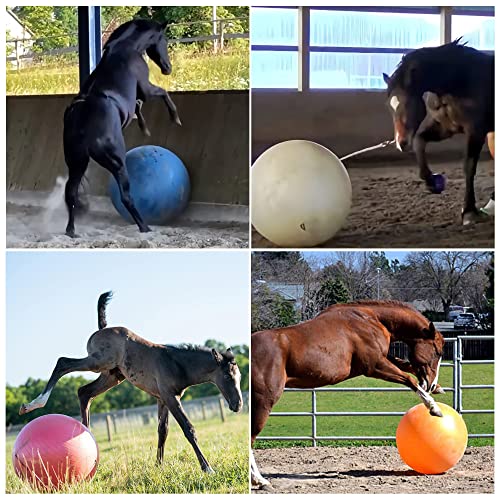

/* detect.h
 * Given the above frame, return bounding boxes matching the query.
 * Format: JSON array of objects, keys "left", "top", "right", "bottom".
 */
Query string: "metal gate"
[{"left": 256, "top": 336, "right": 494, "bottom": 445}]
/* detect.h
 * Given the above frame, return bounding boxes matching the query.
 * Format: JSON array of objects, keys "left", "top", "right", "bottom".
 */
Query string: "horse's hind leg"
[
  {"left": 78, "top": 368, "right": 125, "bottom": 427},
  {"left": 64, "top": 151, "right": 89, "bottom": 238},
  {"left": 19, "top": 356, "right": 100, "bottom": 415},
  {"left": 156, "top": 401, "right": 170, "bottom": 464},
  {"left": 90, "top": 141, "right": 151, "bottom": 233}
]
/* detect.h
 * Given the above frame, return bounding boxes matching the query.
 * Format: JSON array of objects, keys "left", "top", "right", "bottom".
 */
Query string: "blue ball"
[{"left": 109, "top": 145, "right": 191, "bottom": 225}]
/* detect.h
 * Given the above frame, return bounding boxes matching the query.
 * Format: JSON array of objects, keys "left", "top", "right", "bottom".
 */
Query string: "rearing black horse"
[
  {"left": 63, "top": 19, "right": 181, "bottom": 237},
  {"left": 383, "top": 40, "right": 494, "bottom": 225}
]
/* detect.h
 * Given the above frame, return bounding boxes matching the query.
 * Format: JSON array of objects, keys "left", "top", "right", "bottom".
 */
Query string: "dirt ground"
[
  {"left": 252, "top": 159, "right": 494, "bottom": 248},
  {"left": 252, "top": 446, "right": 494, "bottom": 494},
  {"left": 6, "top": 190, "right": 248, "bottom": 249}
]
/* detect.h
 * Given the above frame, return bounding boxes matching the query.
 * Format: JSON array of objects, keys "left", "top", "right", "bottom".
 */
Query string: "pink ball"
[{"left": 12, "top": 414, "right": 99, "bottom": 490}]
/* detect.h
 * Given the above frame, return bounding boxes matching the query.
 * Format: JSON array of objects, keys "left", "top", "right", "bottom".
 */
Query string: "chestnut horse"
[{"left": 251, "top": 300, "right": 445, "bottom": 489}]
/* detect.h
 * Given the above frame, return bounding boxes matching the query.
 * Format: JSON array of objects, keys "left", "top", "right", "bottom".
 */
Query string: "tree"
[
  {"left": 404, "top": 251, "right": 489, "bottom": 320},
  {"left": 314, "top": 278, "right": 351, "bottom": 312},
  {"left": 136, "top": 6, "right": 248, "bottom": 43},
  {"left": 13, "top": 6, "right": 73, "bottom": 51}
]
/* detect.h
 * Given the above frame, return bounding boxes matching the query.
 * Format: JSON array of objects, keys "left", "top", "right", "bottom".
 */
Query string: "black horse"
[
  {"left": 63, "top": 19, "right": 181, "bottom": 237},
  {"left": 383, "top": 40, "right": 494, "bottom": 225}
]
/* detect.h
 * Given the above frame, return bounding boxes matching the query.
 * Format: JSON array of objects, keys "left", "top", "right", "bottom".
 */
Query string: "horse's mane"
[
  {"left": 103, "top": 19, "right": 163, "bottom": 53},
  {"left": 165, "top": 343, "right": 211, "bottom": 353},
  {"left": 335, "top": 299, "right": 419, "bottom": 312},
  {"left": 387, "top": 38, "right": 481, "bottom": 92}
]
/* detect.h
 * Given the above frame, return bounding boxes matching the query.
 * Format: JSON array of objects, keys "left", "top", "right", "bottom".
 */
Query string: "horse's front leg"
[
  {"left": 156, "top": 401, "right": 170, "bottom": 464},
  {"left": 163, "top": 394, "right": 214, "bottom": 473},
  {"left": 370, "top": 357, "right": 443, "bottom": 417},
  {"left": 134, "top": 99, "right": 151, "bottom": 137},
  {"left": 462, "top": 134, "right": 487, "bottom": 225},
  {"left": 413, "top": 118, "right": 451, "bottom": 193},
  {"left": 388, "top": 355, "right": 445, "bottom": 394},
  {"left": 139, "top": 80, "right": 182, "bottom": 126}
]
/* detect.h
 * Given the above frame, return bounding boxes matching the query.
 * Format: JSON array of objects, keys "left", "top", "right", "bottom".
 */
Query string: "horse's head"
[
  {"left": 211, "top": 348, "right": 243, "bottom": 412},
  {"left": 383, "top": 69, "right": 426, "bottom": 152},
  {"left": 145, "top": 21, "right": 172, "bottom": 75},
  {"left": 408, "top": 321, "right": 445, "bottom": 394}
]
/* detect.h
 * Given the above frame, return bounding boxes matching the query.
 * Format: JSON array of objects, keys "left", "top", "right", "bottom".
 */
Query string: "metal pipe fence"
[{"left": 257, "top": 336, "right": 494, "bottom": 446}]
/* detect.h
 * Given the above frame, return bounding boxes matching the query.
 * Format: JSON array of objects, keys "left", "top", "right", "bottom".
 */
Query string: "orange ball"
[{"left": 396, "top": 403, "right": 468, "bottom": 474}]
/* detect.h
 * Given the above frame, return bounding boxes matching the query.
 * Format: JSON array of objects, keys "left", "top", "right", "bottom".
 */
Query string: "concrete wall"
[
  {"left": 252, "top": 90, "right": 486, "bottom": 164},
  {"left": 7, "top": 91, "right": 249, "bottom": 205}
]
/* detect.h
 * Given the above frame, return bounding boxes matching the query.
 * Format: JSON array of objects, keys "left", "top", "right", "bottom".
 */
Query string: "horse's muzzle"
[
  {"left": 162, "top": 67, "right": 172, "bottom": 76},
  {"left": 230, "top": 400, "right": 243, "bottom": 413}
]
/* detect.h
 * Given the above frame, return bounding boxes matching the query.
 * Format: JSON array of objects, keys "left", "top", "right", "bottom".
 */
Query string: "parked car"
[{"left": 454, "top": 313, "right": 478, "bottom": 330}]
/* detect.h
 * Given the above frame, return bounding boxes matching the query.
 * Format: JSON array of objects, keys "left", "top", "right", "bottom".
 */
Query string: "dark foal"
[
  {"left": 63, "top": 19, "right": 182, "bottom": 237},
  {"left": 251, "top": 300, "right": 445, "bottom": 489},
  {"left": 20, "top": 292, "right": 243, "bottom": 472},
  {"left": 383, "top": 39, "right": 494, "bottom": 225}
]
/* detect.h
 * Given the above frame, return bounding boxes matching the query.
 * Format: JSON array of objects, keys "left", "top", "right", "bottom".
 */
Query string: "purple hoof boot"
[{"left": 430, "top": 173, "right": 446, "bottom": 194}]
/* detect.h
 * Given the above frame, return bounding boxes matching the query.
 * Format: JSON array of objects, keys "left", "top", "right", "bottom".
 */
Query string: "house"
[{"left": 5, "top": 8, "right": 34, "bottom": 67}]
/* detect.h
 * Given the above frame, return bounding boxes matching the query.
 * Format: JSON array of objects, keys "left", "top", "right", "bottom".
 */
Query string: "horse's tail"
[{"left": 98, "top": 291, "right": 113, "bottom": 329}]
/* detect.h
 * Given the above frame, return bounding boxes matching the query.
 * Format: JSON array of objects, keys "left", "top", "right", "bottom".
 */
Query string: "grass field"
[
  {"left": 256, "top": 364, "right": 494, "bottom": 448},
  {"left": 6, "top": 413, "right": 249, "bottom": 494},
  {"left": 6, "top": 43, "right": 249, "bottom": 95}
]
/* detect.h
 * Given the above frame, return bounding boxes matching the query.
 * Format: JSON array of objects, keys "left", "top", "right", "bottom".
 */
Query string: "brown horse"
[{"left": 251, "top": 300, "right": 445, "bottom": 489}]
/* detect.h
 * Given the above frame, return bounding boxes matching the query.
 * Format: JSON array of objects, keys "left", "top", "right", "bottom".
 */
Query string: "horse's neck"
[
  {"left": 372, "top": 307, "right": 423, "bottom": 341},
  {"left": 176, "top": 349, "right": 216, "bottom": 386}
]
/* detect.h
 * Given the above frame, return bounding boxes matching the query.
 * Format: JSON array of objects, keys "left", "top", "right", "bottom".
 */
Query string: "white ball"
[{"left": 252, "top": 140, "right": 352, "bottom": 247}]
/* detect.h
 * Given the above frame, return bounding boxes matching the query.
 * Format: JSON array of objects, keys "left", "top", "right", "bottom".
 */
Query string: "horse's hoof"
[
  {"left": 260, "top": 483, "right": 274, "bottom": 492},
  {"left": 65, "top": 230, "right": 79, "bottom": 238},
  {"left": 204, "top": 466, "right": 215, "bottom": 474},
  {"left": 175, "top": 116, "right": 182, "bottom": 127},
  {"left": 480, "top": 199, "right": 495, "bottom": 217},
  {"left": 462, "top": 210, "right": 489, "bottom": 226},
  {"left": 430, "top": 406, "right": 443, "bottom": 418},
  {"left": 139, "top": 226, "right": 152, "bottom": 233},
  {"left": 19, "top": 404, "right": 28, "bottom": 415}
]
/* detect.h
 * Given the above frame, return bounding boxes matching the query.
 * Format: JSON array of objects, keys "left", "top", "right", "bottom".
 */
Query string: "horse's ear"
[
  {"left": 423, "top": 322, "right": 436, "bottom": 338},
  {"left": 382, "top": 72, "right": 391, "bottom": 85},
  {"left": 212, "top": 349, "right": 223, "bottom": 365},
  {"left": 226, "top": 347, "right": 235, "bottom": 361}
]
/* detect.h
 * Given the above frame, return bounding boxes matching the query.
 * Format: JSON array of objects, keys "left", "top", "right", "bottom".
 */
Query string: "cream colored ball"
[{"left": 252, "top": 140, "right": 352, "bottom": 247}]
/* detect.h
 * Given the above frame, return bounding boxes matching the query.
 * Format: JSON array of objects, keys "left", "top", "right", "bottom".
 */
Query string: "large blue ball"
[{"left": 109, "top": 145, "right": 191, "bottom": 225}]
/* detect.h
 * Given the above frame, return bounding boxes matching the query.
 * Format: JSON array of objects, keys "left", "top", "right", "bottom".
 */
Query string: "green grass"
[
  {"left": 256, "top": 364, "right": 494, "bottom": 449},
  {"left": 6, "top": 43, "right": 249, "bottom": 95},
  {"left": 6, "top": 414, "right": 249, "bottom": 494}
]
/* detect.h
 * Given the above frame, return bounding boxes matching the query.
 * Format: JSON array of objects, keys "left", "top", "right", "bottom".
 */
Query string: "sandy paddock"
[
  {"left": 252, "top": 159, "right": 494, "bottom": 248},
  {"left": 252, "top": 446, "right": 494, "bottom": 494},
  {"left": 7, "top": 190, "right": 248, "bottom": 249}
]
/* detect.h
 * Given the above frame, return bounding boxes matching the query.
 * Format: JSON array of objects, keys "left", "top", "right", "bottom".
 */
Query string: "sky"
[
  {"left": 6, "top": 250, "right": 249, "bottom": 386},
  {"left": 303, "top": 250, "right": 410, "bottom": 266}
]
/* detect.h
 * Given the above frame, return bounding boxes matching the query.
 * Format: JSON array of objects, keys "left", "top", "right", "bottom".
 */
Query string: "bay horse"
[
  {"left": 383, "top": 39, "right": 494, "bottom": 225},
  {"left": 63, "top": 19, "right": 182, "bottom": 238},
  {"left": 19, "top": 292, "right": 243, "bottom": 473},
  {"left": 251, "top": 300, "right": 444, "bottom": 489}
]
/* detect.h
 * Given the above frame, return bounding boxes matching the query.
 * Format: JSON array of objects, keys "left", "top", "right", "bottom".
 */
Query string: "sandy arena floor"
[
  {"left": 252, "top": 159, "right": 494, "bottom": 248},
  {"left": 7, "top": 191, "right": 248, "bottom": 249},
  {"left": 252, "top": 446, "right": 494, "bottom": 494}
]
